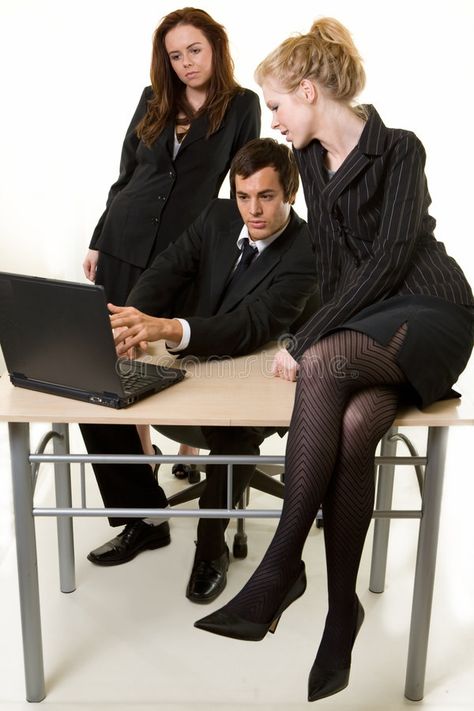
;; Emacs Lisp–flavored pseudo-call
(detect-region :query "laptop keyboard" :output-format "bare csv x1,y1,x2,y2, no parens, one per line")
118,361,183,395
121,372,161,394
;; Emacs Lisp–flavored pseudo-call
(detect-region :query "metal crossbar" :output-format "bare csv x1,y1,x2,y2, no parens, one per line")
29,451,426,521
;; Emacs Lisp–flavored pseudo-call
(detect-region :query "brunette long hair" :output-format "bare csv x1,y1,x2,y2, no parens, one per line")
137,7,241,145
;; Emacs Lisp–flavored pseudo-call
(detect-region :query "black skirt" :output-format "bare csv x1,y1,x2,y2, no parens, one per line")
335,295,474,408
95,252,145,305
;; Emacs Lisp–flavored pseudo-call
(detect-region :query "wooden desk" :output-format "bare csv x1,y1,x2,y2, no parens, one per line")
1,345,473,703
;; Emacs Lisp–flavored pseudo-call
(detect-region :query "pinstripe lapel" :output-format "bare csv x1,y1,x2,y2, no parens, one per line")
308,142,328,193
323,105,388,213
324,151,373,213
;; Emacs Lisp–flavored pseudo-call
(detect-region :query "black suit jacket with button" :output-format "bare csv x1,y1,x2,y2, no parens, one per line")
89,87,261,268
126,199,318,359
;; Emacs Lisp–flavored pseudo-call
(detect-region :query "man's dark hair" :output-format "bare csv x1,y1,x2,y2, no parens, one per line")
230,137,299,203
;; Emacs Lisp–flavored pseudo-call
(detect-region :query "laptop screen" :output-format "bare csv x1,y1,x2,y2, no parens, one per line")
0,272,125,395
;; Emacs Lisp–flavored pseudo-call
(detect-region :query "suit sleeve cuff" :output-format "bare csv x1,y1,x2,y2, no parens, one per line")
166,318,191,352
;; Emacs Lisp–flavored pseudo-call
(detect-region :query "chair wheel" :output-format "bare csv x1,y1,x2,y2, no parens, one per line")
233,541,248,559
188,466,201,484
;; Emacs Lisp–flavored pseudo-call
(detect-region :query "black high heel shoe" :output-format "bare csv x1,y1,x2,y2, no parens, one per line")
307,597,365,702
194,561,307,641
171,462,188,480
172,462,200,484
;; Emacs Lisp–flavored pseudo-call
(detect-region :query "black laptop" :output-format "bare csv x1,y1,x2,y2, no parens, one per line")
0,272,186,408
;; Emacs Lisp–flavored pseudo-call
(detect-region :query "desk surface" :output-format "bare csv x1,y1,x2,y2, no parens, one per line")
1,344,473,428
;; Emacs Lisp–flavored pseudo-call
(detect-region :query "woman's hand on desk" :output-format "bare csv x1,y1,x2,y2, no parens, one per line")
272,348,299,381
108,304,183,355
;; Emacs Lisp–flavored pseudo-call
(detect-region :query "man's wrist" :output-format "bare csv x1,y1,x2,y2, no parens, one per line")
166,318,191,352
162,318,183,344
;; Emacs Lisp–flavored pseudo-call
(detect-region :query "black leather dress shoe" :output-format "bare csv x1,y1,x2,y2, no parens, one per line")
186,547,229,604
87,519,171,566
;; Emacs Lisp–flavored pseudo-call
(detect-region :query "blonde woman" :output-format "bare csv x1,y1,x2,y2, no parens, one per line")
195,17,474,702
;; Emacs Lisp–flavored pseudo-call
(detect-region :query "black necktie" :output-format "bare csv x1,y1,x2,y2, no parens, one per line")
229,240,258,285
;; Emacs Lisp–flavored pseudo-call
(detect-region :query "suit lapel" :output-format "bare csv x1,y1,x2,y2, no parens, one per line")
217,212,298,313
307,142,328,194
320,105,388,213
149,113,208,163
150,121,174,163
218,248,282,313
323,149,372,214
176,112,211,154
208,225,242,314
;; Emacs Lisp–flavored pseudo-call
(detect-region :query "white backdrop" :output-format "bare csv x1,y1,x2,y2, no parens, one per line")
0,6,474,703
1,0,473,382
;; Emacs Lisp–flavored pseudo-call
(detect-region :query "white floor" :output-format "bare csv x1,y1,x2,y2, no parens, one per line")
1,420,474,711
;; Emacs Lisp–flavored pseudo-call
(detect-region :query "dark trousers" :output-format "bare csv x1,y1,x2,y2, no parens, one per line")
80,423,276,560
175,425,276,560
79,424,169,525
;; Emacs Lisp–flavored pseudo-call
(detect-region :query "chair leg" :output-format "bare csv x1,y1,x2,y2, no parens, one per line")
167,480,206,506
233,493,248,559
250,468,285,498
315,506,324,528
188,466,201,484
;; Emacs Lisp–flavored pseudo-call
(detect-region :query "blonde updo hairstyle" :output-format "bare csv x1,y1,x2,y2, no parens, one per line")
255,17,366,117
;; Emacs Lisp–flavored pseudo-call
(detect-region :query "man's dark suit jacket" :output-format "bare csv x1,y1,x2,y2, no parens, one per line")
126,199,318,357
89,87,261,268
80,199,318,529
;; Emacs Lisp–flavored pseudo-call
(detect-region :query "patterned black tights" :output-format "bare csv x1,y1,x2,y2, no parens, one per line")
226,326,407,669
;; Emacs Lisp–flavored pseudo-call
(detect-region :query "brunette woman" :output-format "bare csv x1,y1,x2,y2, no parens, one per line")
82,7,260,474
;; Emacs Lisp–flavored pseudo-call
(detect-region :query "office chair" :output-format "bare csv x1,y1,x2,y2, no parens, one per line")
152,423,287,558
163,426,422,559
166,460,285,558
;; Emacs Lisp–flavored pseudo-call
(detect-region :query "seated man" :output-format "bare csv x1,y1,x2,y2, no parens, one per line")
80,137,318,603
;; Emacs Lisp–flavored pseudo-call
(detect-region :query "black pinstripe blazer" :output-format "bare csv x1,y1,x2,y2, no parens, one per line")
292,105,473,360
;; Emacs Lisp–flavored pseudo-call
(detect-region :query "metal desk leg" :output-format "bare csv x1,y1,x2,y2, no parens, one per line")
9,422,46,702
52,423,76,593
405,426,448,701
369,427,398,593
